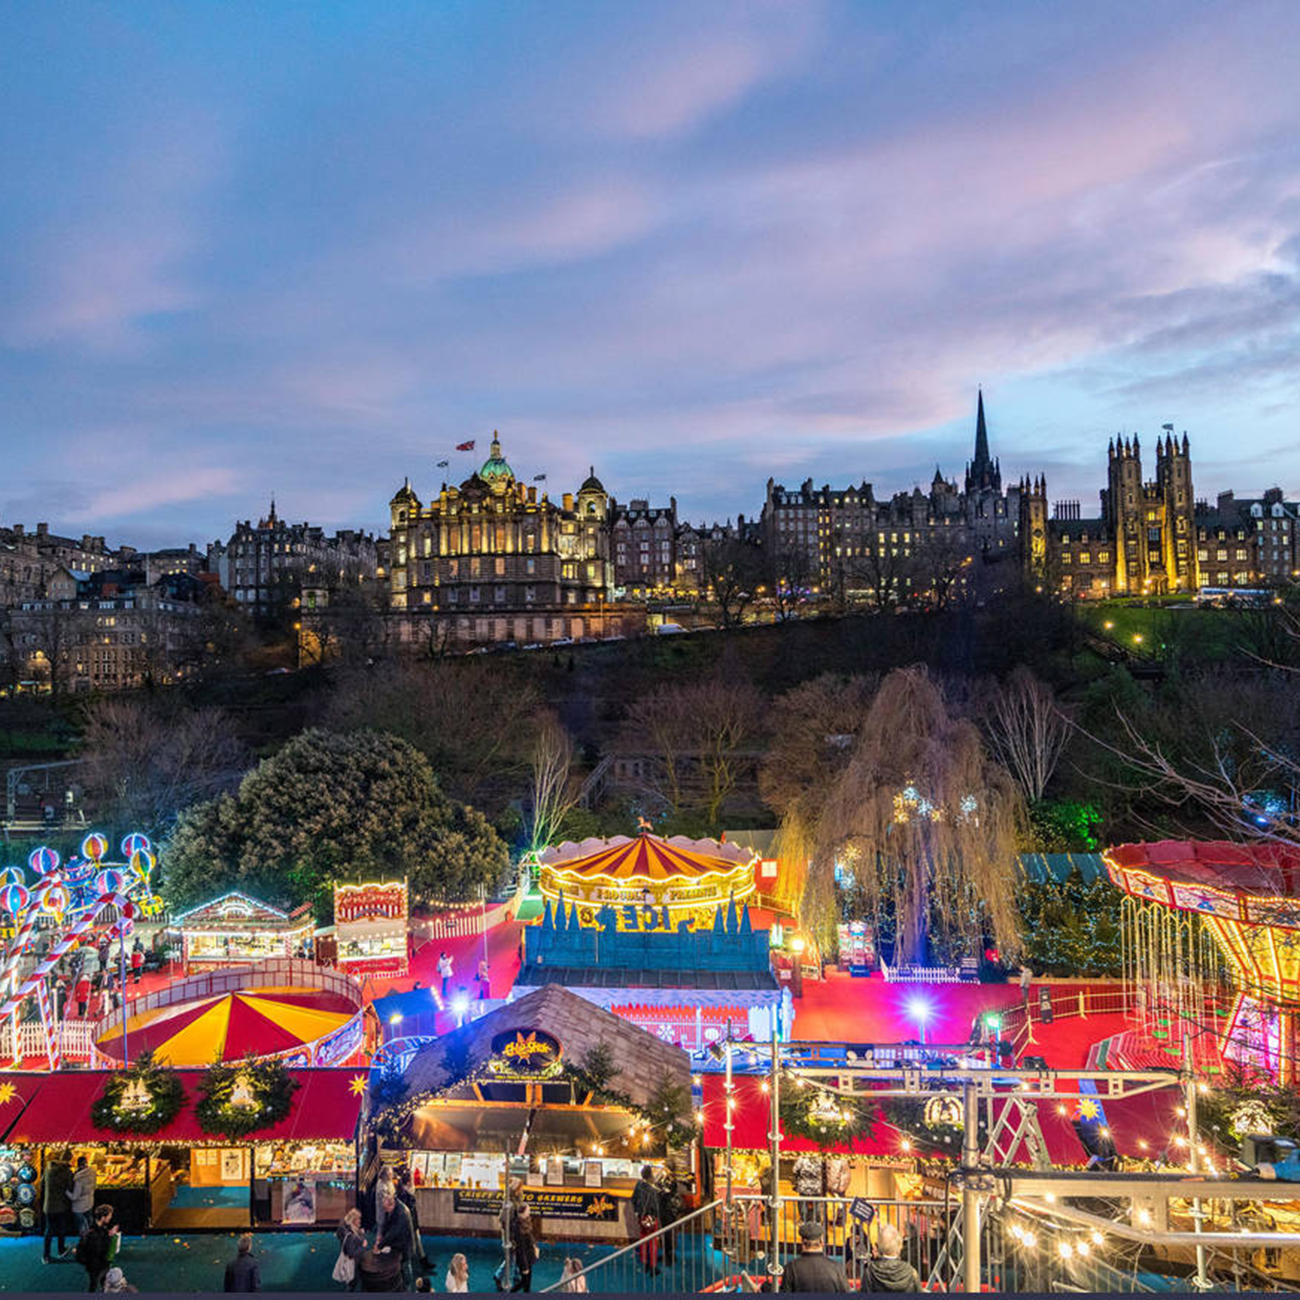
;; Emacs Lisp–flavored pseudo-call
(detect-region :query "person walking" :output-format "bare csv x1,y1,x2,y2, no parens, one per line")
69,1155,97,1234
224,1233,262,1292
334,1208,367,1291
75,1204,119,1293
74,972,91,1019
862,1223,921,1292
437,952,453,997
373,1166,395,1239
377,1191,416,1291
396,1168,430,1277
130,942,144,986
631,1165,661,1275
509,1202,536,1293
42,1150,73,1263
778,1220,849,1292
102,1266,138,1293
657,1172,681,1267
444,1253,470,1293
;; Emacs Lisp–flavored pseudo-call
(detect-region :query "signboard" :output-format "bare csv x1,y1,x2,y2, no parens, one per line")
335,881,408,925
452,1188,621,1221
849,1198,876,1224
488,1027,562,1077
334,880,409,976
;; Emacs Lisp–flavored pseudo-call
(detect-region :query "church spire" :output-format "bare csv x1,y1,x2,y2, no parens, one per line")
965,388,1000,494
974,387,990,469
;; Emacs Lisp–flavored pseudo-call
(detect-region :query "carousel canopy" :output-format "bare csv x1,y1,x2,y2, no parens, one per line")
1106,841,1300,928
96,987,358,1066
540,832,753,883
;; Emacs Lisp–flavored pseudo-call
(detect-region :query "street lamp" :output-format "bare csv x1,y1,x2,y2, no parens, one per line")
790,935,806,998
907,995,932,1045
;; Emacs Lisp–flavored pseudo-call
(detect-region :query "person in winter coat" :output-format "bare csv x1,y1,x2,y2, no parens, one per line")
396,1169,430,1276
657,1173,682,1266
508,1202,536,1293
68,1156,97,1233
102,1266,138,1293
862,1223,921,1292
335,1208,367,1292
377,1192,416,1291
224,1234,261,1292
444,1253,470,1293
631,1166,661,1275
42,1151,74,1262
778,1220,848,1293
75,974,91,1018
76,1204,119,1293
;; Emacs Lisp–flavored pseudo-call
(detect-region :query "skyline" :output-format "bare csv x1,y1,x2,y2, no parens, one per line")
2,1,1300,548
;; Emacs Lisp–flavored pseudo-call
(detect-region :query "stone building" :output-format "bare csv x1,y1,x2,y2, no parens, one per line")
209,501,378,621
762,391,1022,604
373,435,637,650
0,522,117,607
608,498,737,594
2,568,206,693
1201,488,1299,588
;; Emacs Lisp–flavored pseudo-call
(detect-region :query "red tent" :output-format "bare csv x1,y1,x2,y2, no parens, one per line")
4,1068,367,1146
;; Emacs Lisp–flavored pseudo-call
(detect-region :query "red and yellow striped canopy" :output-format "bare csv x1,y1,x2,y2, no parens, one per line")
542,833,752,884
96,986,357,1067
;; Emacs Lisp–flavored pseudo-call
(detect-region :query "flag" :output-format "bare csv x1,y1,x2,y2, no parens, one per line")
1162,423,1174,432
534,473,547,482
436,460,449,468
456,440,476,452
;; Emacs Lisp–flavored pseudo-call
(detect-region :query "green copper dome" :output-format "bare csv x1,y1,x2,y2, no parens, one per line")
480,433,514,484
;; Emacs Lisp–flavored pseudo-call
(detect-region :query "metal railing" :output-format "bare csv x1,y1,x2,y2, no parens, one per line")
1000,984,1133,1057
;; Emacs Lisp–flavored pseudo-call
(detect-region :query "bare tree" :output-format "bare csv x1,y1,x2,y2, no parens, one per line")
982,666,1071,802
80,696,247,833
806,666,1024,963
624,677,765,824
699,537,764,629
525,716,580,853
768,541,815,622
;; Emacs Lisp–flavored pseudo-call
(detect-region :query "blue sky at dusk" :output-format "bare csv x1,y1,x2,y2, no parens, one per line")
3,1,1299,548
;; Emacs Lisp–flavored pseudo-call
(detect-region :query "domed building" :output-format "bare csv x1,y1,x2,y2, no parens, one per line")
384,433,623,647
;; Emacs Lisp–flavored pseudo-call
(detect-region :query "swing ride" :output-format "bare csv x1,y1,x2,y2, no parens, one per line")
0,833,162,1070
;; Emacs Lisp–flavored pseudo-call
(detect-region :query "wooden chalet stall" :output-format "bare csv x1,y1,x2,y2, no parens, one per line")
174,892,314,973
373,985,692,1243
333,881,409,978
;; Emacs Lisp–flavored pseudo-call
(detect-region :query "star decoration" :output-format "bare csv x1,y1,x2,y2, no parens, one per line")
1076,1097,1100,1121
0,1083,14,1106
349,1075,367,1097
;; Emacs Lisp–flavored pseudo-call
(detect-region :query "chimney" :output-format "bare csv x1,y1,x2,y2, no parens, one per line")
36,522,48,537
12,524,23,536
562,492,574,512
527,486,536,503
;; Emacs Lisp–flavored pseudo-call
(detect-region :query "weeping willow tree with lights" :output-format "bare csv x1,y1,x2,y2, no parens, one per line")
805,666,1025,964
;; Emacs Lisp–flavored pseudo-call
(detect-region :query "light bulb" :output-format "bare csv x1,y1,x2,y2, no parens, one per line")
1058,1241,1073,1259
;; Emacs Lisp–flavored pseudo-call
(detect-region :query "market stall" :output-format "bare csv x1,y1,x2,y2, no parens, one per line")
373,985,693,1243
173,892,314,972
0,1073,46,1234
333,881,409,978
0,1067,367,1233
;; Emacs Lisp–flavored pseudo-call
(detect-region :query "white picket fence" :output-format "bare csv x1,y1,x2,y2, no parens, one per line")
418,874,529,940
881,959,978,984
6,1016,95,1064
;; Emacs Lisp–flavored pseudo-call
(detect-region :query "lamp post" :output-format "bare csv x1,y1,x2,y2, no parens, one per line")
908,996,931,1046
789,936,805,999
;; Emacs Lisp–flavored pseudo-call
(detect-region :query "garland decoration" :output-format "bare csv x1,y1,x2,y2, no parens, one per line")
196,1055,298,1138
90,1051,184,1135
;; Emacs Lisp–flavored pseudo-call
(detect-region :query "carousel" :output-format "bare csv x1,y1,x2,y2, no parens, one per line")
1106,840,1300,1082
537,832,756,930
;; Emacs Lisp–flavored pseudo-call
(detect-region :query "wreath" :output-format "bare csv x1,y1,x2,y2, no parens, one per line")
780,1075,878,1144
196,1055,299,1139
91,1051,184,1135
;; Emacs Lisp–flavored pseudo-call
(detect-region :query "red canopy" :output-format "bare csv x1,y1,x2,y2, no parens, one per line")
0,1072,46,1140
701,1074,1181,1166
1107,840,1300,900
4,1068,367,1146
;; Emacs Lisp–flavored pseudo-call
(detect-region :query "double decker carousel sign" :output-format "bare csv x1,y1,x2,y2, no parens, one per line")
488,1028,562,1079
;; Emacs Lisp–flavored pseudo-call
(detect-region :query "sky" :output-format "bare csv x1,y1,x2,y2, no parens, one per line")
2,0,1300,548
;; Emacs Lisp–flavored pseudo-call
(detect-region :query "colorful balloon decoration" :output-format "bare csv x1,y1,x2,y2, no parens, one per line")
0,867,24,889
81,834,109,863
95,869,125,897
38,884,69,915
0,884,29,915
129,850,155,882
28,847,58,876
121,833,152,859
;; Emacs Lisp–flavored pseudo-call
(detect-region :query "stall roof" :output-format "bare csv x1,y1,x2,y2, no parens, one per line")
5,1068,367,1146
0,1072,48,1142
401,985,690,1111
516,965,777,991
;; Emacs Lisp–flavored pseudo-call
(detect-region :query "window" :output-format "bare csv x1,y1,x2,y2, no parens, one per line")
526,558,536,574
494,557,505,576
469,587,480,603
494,586,506,603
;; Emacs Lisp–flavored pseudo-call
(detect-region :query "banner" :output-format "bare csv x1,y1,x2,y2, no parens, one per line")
452,1187,622,1221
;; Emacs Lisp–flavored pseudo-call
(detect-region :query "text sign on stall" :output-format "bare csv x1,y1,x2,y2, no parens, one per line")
488,1027,562,1077
334,881,408,925
452,1188,620,1221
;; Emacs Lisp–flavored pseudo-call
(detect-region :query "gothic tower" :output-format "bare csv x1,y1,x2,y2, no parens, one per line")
1107,436,1145,594
1019,474,1048,578
965,388,1002,494
1156,430,1196,592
